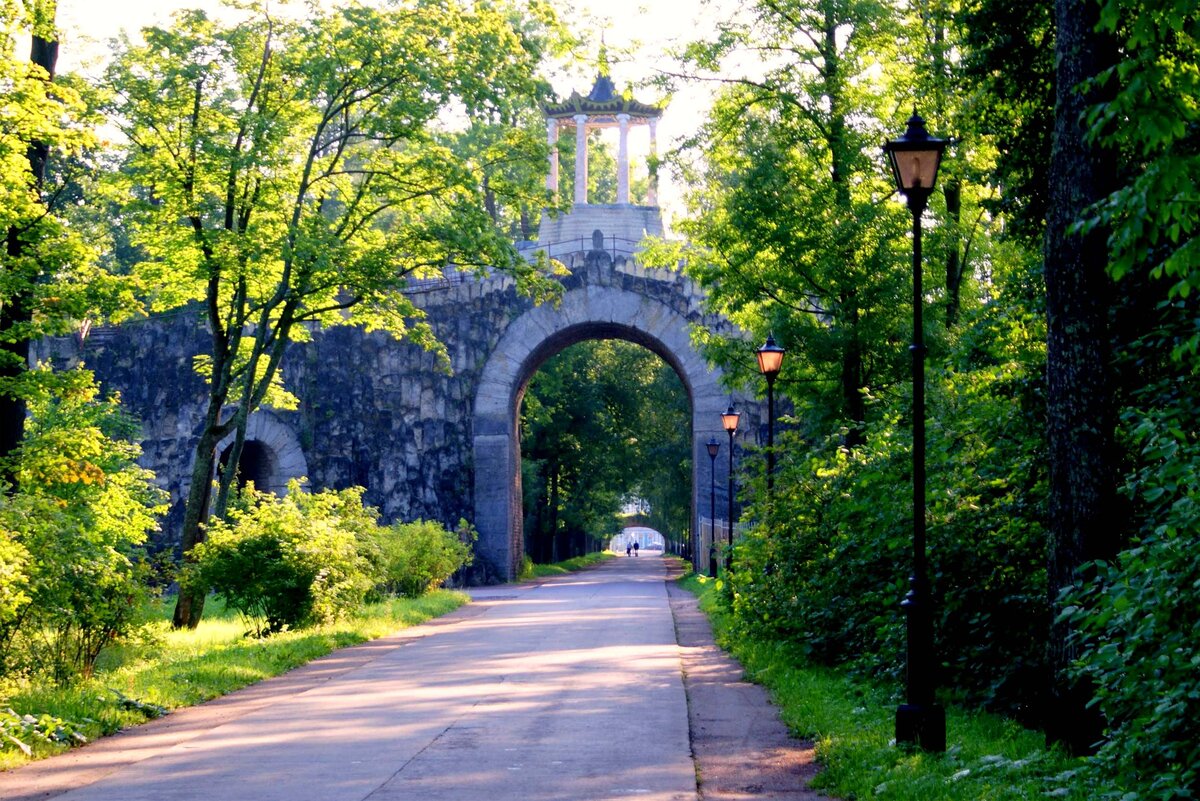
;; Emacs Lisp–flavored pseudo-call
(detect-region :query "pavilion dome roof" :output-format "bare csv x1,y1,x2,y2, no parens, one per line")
543,45,664,121
543,84,664,120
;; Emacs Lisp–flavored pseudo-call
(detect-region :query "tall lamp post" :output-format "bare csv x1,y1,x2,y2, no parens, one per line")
884,110,948,752
721,404,740,570
706,437,720,576
756,336,785,495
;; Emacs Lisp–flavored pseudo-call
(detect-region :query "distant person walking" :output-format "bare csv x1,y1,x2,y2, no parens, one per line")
633,541,640,557
626,542,632,557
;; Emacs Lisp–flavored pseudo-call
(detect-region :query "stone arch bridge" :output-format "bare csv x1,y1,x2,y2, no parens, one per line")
43,207,765,582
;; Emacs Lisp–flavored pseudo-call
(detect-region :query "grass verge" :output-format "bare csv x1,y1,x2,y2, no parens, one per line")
678,573,1091,801
518,550,614,579
0,591,466,769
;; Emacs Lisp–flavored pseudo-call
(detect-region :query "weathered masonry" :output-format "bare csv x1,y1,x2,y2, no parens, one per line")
38,67,764,581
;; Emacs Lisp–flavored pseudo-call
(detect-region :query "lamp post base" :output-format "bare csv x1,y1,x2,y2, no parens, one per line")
896,703,946,752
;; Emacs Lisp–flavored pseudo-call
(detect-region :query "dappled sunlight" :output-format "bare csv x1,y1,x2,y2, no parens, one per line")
6,558,693,801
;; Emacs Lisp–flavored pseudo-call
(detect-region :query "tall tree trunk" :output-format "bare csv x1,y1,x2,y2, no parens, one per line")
171,434,217,629
0,21,58,488
823,9,866,447
520,205,533,241
944,179,964,328
841,298,865,448
1043,0,1121,755
549,465,560,563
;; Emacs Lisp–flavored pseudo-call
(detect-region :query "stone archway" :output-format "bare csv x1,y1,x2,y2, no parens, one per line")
473,282,731,581
216,411,309,495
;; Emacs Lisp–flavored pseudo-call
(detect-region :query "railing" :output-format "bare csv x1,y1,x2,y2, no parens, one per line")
400,271,470,294
517,234,646,263
399,234,657,295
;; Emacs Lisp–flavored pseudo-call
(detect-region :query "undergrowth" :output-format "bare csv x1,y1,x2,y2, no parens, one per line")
678,573,1094,801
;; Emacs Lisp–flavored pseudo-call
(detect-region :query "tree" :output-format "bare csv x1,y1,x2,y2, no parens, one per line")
103,1,559,628
1041,0,1121,754
957,0,1056,246
0,367,167,680
1,1,124,486
654,0,915,447
521,340,689,561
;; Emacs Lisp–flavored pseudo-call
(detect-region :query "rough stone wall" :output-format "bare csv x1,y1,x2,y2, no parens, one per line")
35,239,764,572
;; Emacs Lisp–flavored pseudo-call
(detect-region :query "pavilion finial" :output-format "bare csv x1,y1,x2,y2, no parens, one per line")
587,38,617,103
598,32,610,78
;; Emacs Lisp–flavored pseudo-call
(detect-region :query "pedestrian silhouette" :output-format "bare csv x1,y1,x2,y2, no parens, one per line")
633,541,639,557
626,543,632,557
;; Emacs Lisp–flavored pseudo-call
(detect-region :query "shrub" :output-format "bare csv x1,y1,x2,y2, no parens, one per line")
727,312,1050,720
0,369,166,682
1064,391,1200,800
190,483,376,635
368,519,475,598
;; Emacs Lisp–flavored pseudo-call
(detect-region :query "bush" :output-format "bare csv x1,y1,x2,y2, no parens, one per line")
1064,390,1200,800
727,306,1050,719
190,483,377,635
366,519,475,599
0,369,166,682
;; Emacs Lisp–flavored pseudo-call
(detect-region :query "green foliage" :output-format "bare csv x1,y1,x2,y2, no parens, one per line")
521,340,689,561
1075,2,1200,358
0,367,167,682
190,483,377,635
728,283,1050,717
366,519,475,599
1,2,142,370
1063,383,1200,800
683,574,1091,801
0,707,87,757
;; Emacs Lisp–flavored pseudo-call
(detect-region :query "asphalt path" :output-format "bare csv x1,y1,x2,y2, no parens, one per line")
1,554,822,801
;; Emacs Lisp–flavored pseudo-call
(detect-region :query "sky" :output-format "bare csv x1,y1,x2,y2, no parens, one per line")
51,0,733,223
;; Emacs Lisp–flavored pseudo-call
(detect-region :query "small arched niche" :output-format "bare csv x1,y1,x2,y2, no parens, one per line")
215,411,309,495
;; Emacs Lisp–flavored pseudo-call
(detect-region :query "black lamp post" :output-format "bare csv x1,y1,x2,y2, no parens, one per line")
756,335,785,495
884,110,948,753
721,404,740,569
706,436,720,576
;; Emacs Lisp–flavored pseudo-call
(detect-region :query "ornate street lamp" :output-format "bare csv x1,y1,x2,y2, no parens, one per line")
884,110,948,753
756,335,785,495
706,436,720,576
721,404,740,569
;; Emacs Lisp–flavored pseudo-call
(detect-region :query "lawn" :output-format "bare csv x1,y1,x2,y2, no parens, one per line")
0,591,466,769
519,550,615,579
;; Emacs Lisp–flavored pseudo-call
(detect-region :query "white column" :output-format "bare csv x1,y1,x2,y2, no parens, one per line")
648,117,659,207
546,118,559,196
617,113,631,204
574,113,589,205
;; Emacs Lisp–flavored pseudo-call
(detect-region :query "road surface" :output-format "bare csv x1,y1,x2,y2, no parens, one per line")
1,554,821,801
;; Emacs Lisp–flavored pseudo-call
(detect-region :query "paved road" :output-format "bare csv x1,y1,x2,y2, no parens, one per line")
4,555,697,801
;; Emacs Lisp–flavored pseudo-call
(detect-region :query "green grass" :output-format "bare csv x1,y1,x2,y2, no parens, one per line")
518,550,615,579
678,573,1092,801
0,591,466,769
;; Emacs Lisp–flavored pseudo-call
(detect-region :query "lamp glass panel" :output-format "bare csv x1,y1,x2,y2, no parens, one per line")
722,411,740,432
893,148,941,191
757,349,784,376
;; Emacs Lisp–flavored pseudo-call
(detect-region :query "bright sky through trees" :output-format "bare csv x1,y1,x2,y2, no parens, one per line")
52,0,729,223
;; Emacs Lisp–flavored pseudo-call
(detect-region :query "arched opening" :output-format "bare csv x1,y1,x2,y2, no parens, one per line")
473,282,744,581
520,339,690,564
218,439,276,492
610,526,667,553
213,411,309,496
